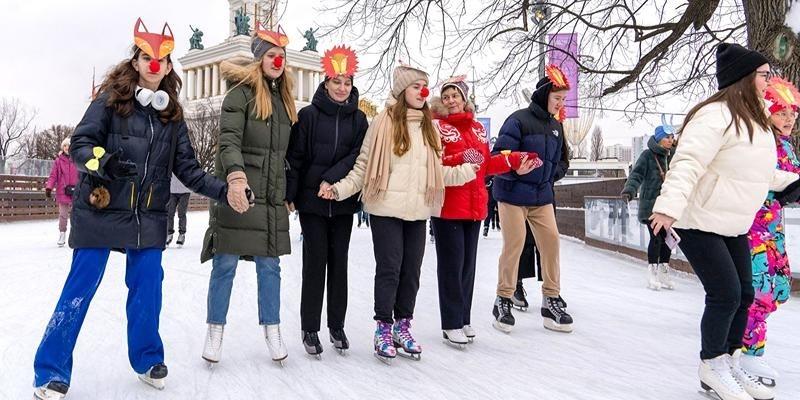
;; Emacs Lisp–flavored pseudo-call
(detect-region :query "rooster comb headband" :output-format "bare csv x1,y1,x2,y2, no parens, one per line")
765,77,800,114
322,45,358,78
545,65,570,90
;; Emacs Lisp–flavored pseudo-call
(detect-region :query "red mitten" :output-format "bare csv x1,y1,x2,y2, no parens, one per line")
462,148,485,165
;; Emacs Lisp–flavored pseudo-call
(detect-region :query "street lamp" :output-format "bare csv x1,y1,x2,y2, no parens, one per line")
530,2,552,80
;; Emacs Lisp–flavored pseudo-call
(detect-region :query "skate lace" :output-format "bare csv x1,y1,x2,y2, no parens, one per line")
206,325,223,347
548,297,566,316
500,298,512,314
732,362,761,386
378,324,393,346
306,331,319,344
268,327,283,347
395,319,414,342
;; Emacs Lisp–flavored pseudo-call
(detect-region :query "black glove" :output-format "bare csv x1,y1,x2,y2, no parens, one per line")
45,188,52,198
103,150,138,180
774,179,800,206
620,192,633,202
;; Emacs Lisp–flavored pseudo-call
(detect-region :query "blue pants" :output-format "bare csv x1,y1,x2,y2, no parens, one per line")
207,253,281,325
33,248,164,387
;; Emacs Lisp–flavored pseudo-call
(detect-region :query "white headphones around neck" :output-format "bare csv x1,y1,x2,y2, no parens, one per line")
135,86,170,111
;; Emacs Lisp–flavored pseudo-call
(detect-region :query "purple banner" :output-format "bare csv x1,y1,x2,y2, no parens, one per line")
547,33,579,119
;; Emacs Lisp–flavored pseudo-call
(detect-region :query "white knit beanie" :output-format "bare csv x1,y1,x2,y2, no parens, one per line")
391,64,429,99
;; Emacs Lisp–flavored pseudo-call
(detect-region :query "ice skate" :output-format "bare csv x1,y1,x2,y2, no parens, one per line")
462,324,476,343
698,354,753,400
57,232,66,247
541,296,573,333
263,324,288,366
201,323,224,363
442,329,468,349
374,321,396,364
138,363,167,390
647,264,661,290
730,350,774,400
165,233,173,246
329,328,349,355
392,318,422,361
511,281,528,311
302,331,323,359
33,381,68,400
176,233,185,246
492,296,515,333
657,263,676,290
739,353,778,388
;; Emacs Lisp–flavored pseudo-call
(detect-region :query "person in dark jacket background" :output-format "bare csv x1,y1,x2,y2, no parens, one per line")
491,65,574,334
622,123,676,291
285,45,368,357
31,19,233,400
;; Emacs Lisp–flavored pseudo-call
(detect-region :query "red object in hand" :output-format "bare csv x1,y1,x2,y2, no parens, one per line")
420,87,429,98
149,59,160,73
273,55,284,68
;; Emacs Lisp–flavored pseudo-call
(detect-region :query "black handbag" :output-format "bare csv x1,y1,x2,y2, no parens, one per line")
64,185,75,196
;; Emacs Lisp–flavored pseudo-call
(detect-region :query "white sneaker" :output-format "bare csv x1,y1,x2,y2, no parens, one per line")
462,325,476,342
57,232,66,247
202,323,224,363
442,329,469,348
647,264,661,290
263,324,288,363
657,263,676,290
739,353,778,387
730,350,774,400
33,382,68,400
699,354,753,400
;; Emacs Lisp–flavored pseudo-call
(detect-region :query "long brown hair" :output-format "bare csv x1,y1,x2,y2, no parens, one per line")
389,93,440,156
220,59,298,123
679,70,769,142
98,45,183,123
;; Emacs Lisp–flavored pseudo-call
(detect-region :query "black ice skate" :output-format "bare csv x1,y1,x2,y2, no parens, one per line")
33,381,69,400
329,328,349,355
512,281,529,311
302,331,323,359
492,296,515,333
541,296,573,333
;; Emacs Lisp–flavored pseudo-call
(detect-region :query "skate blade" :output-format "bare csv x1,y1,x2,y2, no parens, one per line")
33,389,65,400
512,305,528,312
374,352,395,365
466,337,475,343
698,382,722,400
334,347,348,355
757,376,776,388
396,351,422,361
543,319,573,333
442,338,468,349
201,354,220,364
138,375,165,390
492,320,513,333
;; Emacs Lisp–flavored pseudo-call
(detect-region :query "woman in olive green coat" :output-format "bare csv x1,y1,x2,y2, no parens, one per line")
621,125,675,290
200,25,298,365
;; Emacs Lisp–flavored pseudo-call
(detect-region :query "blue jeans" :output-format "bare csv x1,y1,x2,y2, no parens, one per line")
33,248,164,387
207,253,281,325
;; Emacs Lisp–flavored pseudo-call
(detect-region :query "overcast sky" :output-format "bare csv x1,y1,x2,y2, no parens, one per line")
3,0,778,149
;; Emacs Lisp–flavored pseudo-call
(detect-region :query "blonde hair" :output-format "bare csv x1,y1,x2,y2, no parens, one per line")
61,138,71,148
220,59,298,123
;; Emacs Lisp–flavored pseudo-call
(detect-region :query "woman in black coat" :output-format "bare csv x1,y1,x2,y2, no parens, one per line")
285,46,368,356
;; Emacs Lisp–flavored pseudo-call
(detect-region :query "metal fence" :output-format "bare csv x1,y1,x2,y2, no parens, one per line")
0,158,54,177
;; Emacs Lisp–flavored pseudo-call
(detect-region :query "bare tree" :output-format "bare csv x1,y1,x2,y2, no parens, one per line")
24,125,74,160
590,126,604,161
319,1,798,117
563,108,595,159
185,98,220,173
0,98,37,160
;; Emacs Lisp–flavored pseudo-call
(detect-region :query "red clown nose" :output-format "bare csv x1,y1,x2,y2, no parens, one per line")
420,87,430,98
273,55,284,69
149,60,160,73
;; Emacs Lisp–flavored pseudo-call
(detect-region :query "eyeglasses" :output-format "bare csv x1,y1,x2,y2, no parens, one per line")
755,70,774,79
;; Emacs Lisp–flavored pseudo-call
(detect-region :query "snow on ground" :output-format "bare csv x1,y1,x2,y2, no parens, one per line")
1,211,799,399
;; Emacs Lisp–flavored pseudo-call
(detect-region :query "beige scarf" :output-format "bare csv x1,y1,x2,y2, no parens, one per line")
362,102,445,209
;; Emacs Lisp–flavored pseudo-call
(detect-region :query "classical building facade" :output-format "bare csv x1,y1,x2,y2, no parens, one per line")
178,0,323,116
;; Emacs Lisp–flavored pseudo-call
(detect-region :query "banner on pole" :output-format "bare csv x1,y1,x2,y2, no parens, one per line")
547,33,579,119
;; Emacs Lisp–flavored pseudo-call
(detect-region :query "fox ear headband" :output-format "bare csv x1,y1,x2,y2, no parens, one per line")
133,18,174,74
253,22,289,68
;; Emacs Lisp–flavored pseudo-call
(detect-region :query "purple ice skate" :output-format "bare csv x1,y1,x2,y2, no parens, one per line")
374,321,396,364
392,318,422,361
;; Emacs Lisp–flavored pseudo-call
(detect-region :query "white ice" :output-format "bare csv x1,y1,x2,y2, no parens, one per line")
1,211,798,399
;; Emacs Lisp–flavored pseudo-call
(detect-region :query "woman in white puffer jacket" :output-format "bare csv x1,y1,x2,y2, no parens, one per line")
650,43,799,400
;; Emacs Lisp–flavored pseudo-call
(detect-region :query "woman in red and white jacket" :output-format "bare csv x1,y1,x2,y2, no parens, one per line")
430,76,540,347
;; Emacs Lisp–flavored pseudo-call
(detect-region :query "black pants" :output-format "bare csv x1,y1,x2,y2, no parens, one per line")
371,216,426,323
299,213,354,331
431,218,480,330
675,228,754,360
646,224,672,264
484,200,500,229
167,193,190,234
